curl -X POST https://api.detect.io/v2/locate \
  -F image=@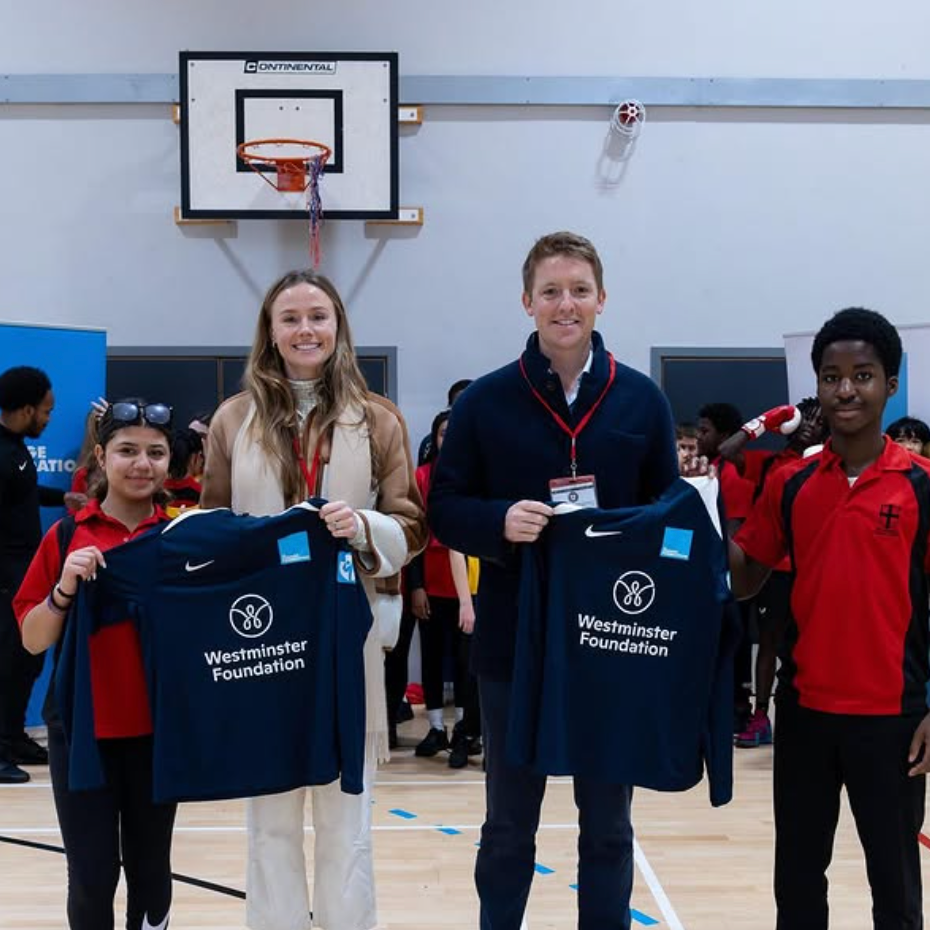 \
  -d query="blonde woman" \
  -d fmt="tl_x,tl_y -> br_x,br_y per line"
201,270 -> 426,930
